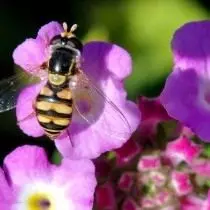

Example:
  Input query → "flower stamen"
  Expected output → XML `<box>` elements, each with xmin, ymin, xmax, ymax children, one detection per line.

<box><xmin>27</xmin><ymin>193</ymin><xmax>52</xmax><ymax>210</ymax></box>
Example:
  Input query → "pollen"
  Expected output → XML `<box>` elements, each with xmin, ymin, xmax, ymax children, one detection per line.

<box><xmin>27</xmin><ymin>193</ymin><xmax>54</xmax><ymax>210</ymax></box>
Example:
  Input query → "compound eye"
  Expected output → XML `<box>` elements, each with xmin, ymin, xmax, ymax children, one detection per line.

<box><xmin>68</xmin><ymin>37</ymin><xmax>83</xmax><ymax>52</ymax></box>
<box><xmin>50</xmin><ymin>35</ymin><xmax>62</xmax><ymax>45</ymax></box>
<box><xmin>67</xmin><ymin>40</ymin><xmax>76</xmax><ymax>48</ymax></box>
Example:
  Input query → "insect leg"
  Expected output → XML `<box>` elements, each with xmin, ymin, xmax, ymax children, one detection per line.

<box><xmin>17</xmin><ymin>100</ymin><xmax>36</xmax><ymax>125</ymax></box>
<box><xmin>17</xmin><ymin>112</ymin><xmax>36</xmax><ymax>125</ymax></box>
<box><xmin>67</xmin><ymin>129</ymin><xmax>74</xmax><ymax>148</ymax></box>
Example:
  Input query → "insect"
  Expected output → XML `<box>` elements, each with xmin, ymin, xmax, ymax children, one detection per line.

<box><xmin>0</xmin><ymin>22</ymin><xmax>131</xmax><ymax>141</ymax></box>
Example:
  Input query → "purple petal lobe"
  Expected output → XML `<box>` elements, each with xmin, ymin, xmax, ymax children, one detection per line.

<box><xmin>16</xmin><ymin>83</ymin><xmax>45</xmax><ymax>137</ymax></box>
<box><xmin>13</xmin><ymin>38</ymin><xmax>46</xmax><ymax>74</ymax></box>
<box><xmin>82</xmin><ymin>41</ymin><xmax>132</xmax><ymax>81</ymax></box>
<box><xmin>37</xmin><ymin>21</ymin><xmax>63</xmax><ymax>46</ymax></box>
<box><xmin>4</xmin><ymin>145</ymin><xmax>50</xmax><ymax>186</ymax></box>
<box><xmin>172</xmin><ymin>20</ymin><xmax>210</xmax><ymax>69</ymax></box>
<box><xmin>160</xmin><ymin>67</ymin><xmax>210</xmax><ymax>141</ymax></box>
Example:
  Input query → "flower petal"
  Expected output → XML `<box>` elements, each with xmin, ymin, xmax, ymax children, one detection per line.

<box><xmin>115</xmin><ymin>139</ymin><xmax>141</xmax><ymax>167</ymax></box>
<box><xmin>172</xmin><ymin>20</ymin><xmax>210</xmax><ymax>74</ymax></box>
<box><xmin>165</xmin><ymin>136</ymin><xmax>202</xmax><ymax>165</ymax></box>
<box><xmin>82</xmin><ymin>41</ymin><xmax>132</xmax><ymax>81</ymax></box>
<box><xmin>3</xmin><ymin>145</ymin><xmax>50</xmax><ymax>186</ymax></box>
<box><xmin>13</xmin><ymin>38</ymin><xmax>46</xmax><ymax>74</ymax></box>
<box><xmin>171</xmin><ymin>171</ymin><xmax>193</xmax><ymax>196</ymax></box>
<box><xmin>118</xmin><ymin>172</ymin><xmax>135</xmax><ymax>192</ymax></box>
<box><xmin>160</xmin><ymin>67</ymin><xmax>210</xmax><ymax>141</ymax></box>
<box><xmin>138</xmin><ymin>155</ymin><xmax>161</xmax><ymax>172</ymax></box>
<box><xmin>52</xmin><ymin>158</ymin><xmax>96</xmax><ymax>210</ymax></box>
<box><xmin>37</xmin><ymin>21</ymin><xmax>63</xmax><ymax>46</ymax></box>
<box><xmin>16</xmin><ymin>82</ymin><xmax>45</xmax><ymax>137</ymax></box>
<box><xmin>139</xmin><ymin>96</ymin><xmax>171</xmax><ymax>122</ymax></box>
<box><xmin>191</xmin><ymin>158</ymin><xmax>210</xmax><ymax>178</ymax></box>
<box><xmin>0</xmin><ymin>168</ymin><xmax>14</xmax><ymax>208</ymax></box>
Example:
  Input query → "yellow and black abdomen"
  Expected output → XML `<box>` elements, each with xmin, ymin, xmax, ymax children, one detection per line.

<box><xmin>35</xmin><ymin>84</ymin><xmax>72</xmax><ymax>139</ymax></box>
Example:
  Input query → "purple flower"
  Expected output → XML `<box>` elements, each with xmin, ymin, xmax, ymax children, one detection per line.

<box><xmin>0</xmin><ymin>145</ymin><xmax>96</xmax><ymax>210</ymax></box>
<box><xmin>160</xmin><ymin>20</ymin><xmax>210</xmax><ymax>141</ymax></box>
<box><xmin>13</xmin><ymin>21</ymin><xmax>140</xmax><ymax>159</ymax></box>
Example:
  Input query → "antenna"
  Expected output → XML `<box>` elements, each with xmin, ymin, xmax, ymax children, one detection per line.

<box><xmin>70</xmin><ymin>24</ymin><xmax>78</xmax><ymax>33</ymax></box>
<box><xmin>61</xmin><ymin>22</ymin><xmax>78</xmax><ymax>38</ymax></box>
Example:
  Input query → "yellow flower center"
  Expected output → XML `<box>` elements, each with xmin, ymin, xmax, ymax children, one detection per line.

<box><xmin>27</xmin><ymin>193</ymin><xmax>55</xmax><ymax>210</ymax></box>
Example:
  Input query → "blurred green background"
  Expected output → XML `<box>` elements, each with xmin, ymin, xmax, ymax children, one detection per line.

<box><xmin>0</xmin><ymin>0</ymin><xmax>209</xmax><ymax>161</ymax></box>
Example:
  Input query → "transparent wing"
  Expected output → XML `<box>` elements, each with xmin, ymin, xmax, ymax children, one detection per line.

<box><xmin>71</xmin><ymin>69</ymin><xmax>131</xmax><ymax>140</ymax></box>
<box><xmin>0</xmin><ymin>69</ymin><xmax>44</xmax><ymax>113</ymax></box>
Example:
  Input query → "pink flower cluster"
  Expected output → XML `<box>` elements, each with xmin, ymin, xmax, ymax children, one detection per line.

<box><xmin>94</xmin><ymin>98</ymin><xmax>210</xmax><ymax>209</ymax></box>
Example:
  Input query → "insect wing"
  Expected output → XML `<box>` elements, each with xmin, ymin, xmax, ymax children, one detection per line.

<box><xmin>72</xmin><ymin>70</ymin><xmax>131</xmax><ymax>140</ymax></box>
<box><xmin>0</xmin><ymin>70</ymin><xmax>43</xmax><ymax>113</ymax></box>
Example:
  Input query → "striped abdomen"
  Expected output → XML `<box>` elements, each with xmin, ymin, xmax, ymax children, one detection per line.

<box><xmin>35</xmin><ymin>84</ymin><xmax>72</xmax><ymax>139</ymax></box>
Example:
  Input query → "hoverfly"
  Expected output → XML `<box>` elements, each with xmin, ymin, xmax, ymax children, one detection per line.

<box><xmin>0</xmin><ymin>22</ymin><xmax>131</xmax><ymax>141</ymax></box>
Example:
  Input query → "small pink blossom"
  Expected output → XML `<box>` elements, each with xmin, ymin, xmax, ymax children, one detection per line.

<box><xmin>171</xmin><ymin>171</ymin><xmax>193</xmax><ymax>196</ymax></box>
<box><xmin>137</xmin><ymin>155</ymin><xmax>161</xmax><ymax>171</ymax></box>
<box><xmin>118</xmin><ymin>172</ymin><xmax>135</xmax><ymax>192</ymax></box>
<box><xmin>13</xmin><ymin>21</ymin><xmax>140</xmax><ymax>159</ymax></box>
<box><xmin>115</xmin><ymin>138</ymin><xmax>141</xmax><ymax>167</ymax></box>
<box><xmin>165</xmin><ymin>136</ymin><xmax>202</xmax><ymax>165</ymax></box>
